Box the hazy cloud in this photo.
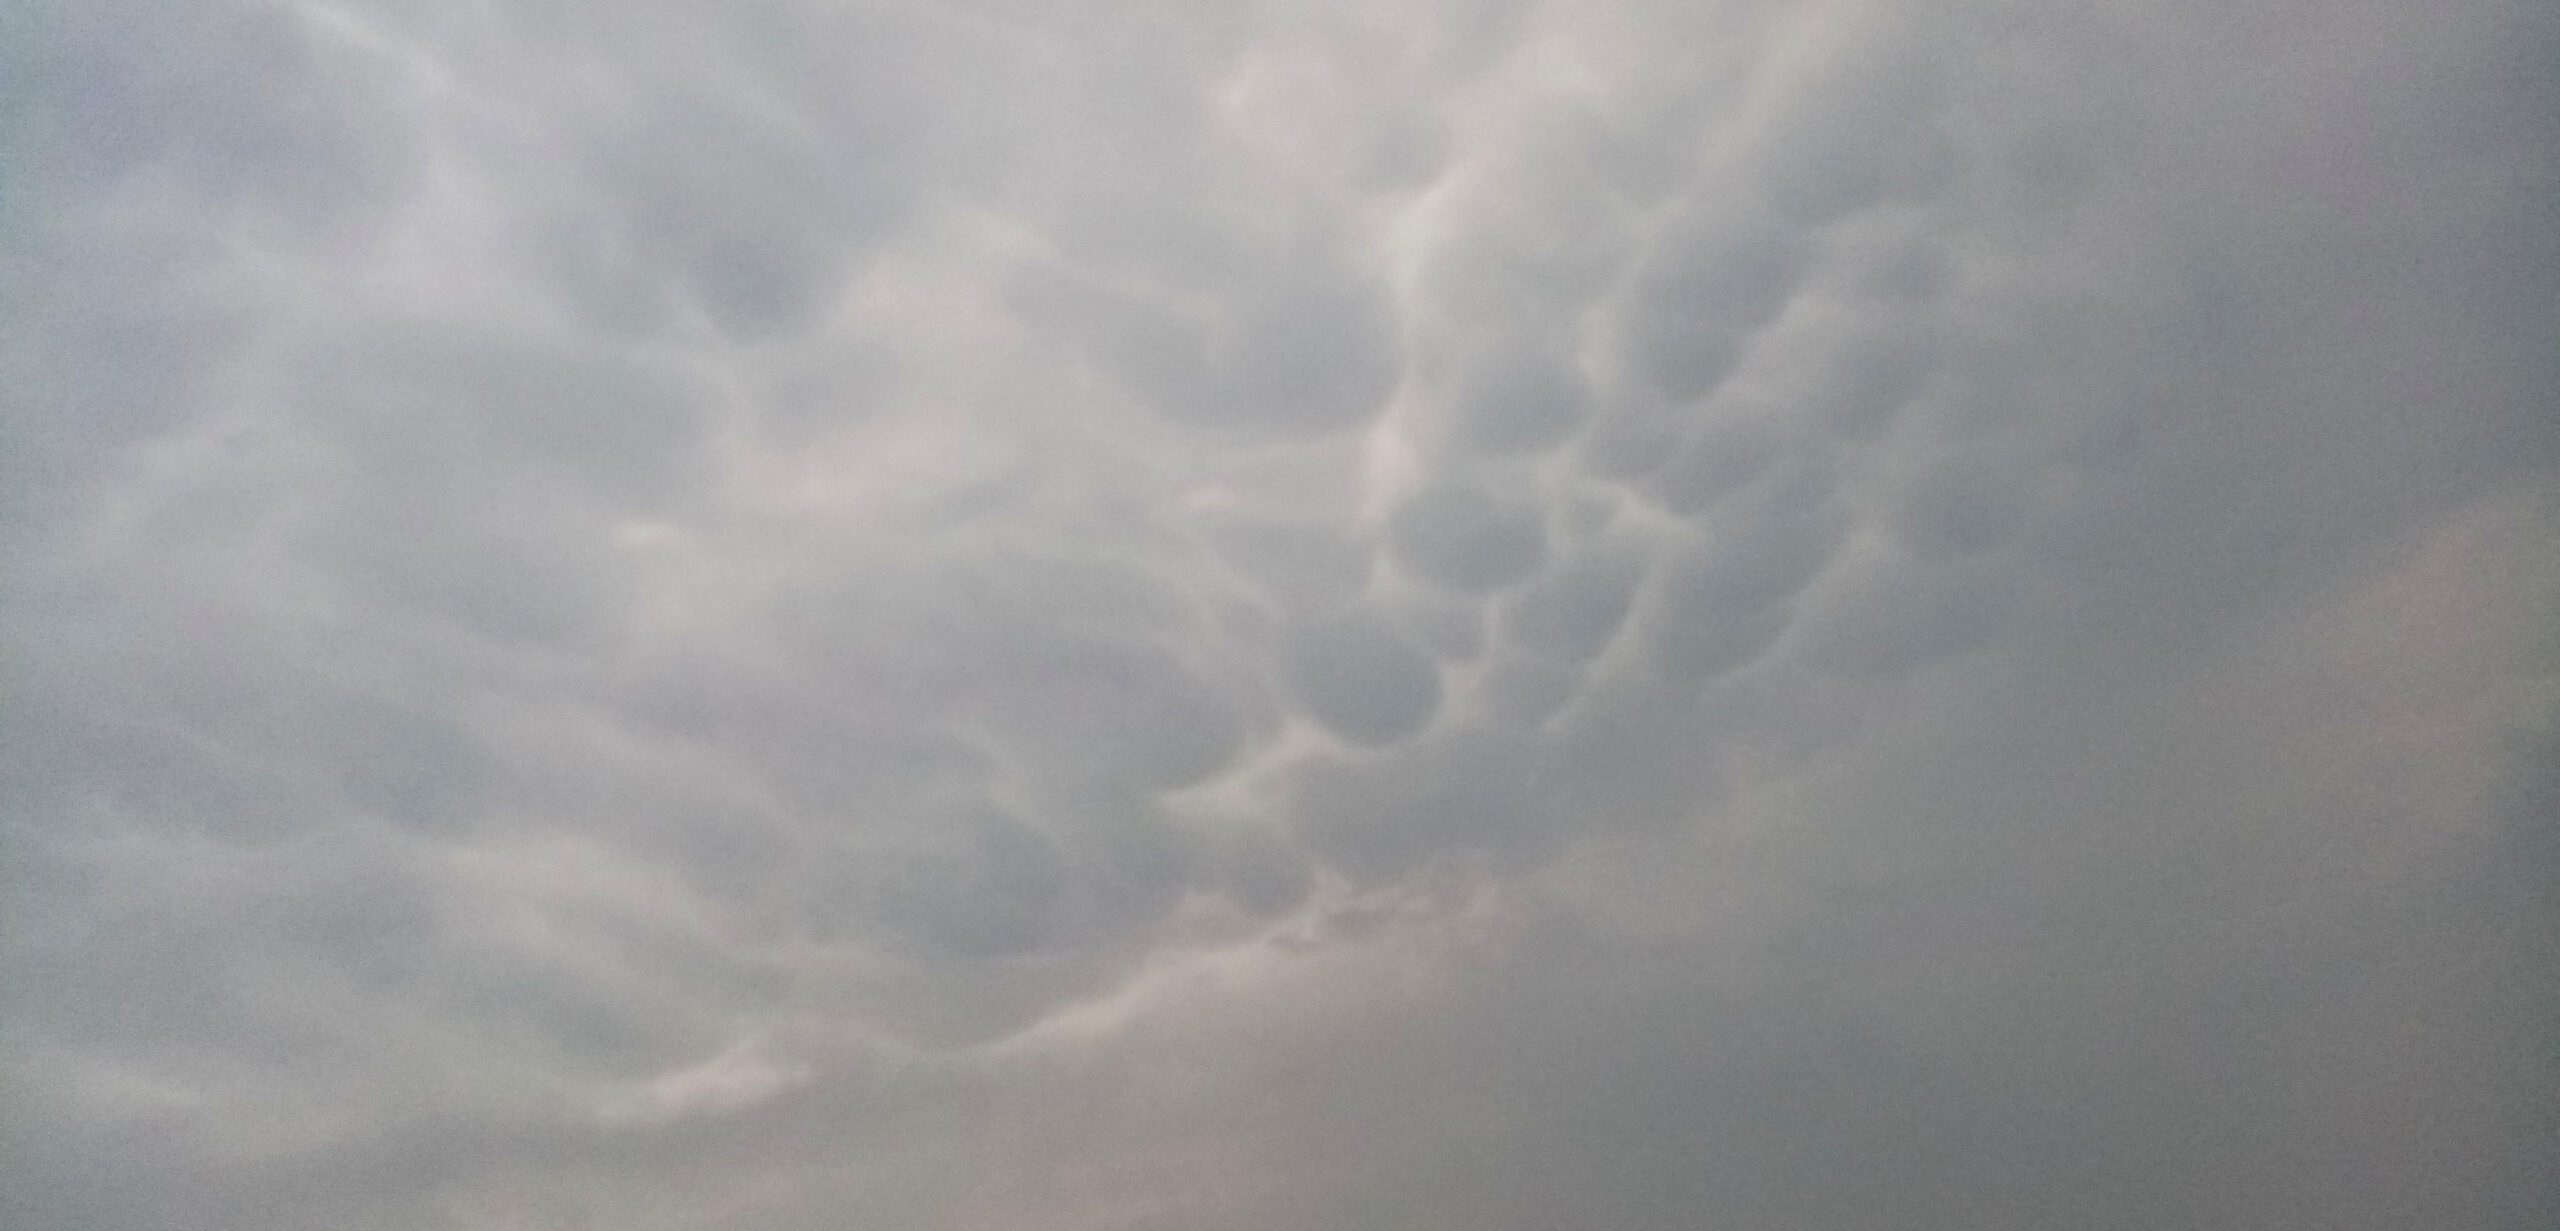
[6,0,2555,1227]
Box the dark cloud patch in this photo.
[291,323,714,514]
[1282,608,1443,747]
[7,0,2557,1227]
[1896,444,2033,562]
[867,807,1070,960]
[0,571,291,842]
[1218,828,1315,919]
[1387,585,1488,663]
[1061,807,1206,944]
[1445,349,1589,455]
[1499,546,1645,663]
[1292,726,1554,881]
[2,0,420,231]
[767,549,1250,800]
[583,85,903,340]
[1008,247,1401,438]
[1406,148,1639,341]
[1643,417,1783,517]
[3,702,319,846]
[712,552,1252,979]
[1640,463,1844,682]
[325,699,496,833]
[1204,513,1376,609]
[1618,209,1808,403]
[1741,16,1955,223]
[1386,480,1548,592]
[1799,323,1934,438]
[309,499,635,651]
[0,237,249,511]
[753,342,900,448]
[1790,554,2015,679]
[1643,572,1797,684]
[437,960,717,1085]
[1475,654,1585,729]
[1574,390,1687,482]
[971,635,1247,791]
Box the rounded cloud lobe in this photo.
[1386,479,1550,592]
[1283,609,1445,747]
[5,1,2557,1229]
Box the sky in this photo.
[3,1,2556,1227]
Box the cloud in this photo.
[1497,541,1645,662]
[1281,606,1445,747]
[5,0,2556,1227]
[1385,478,1550,592]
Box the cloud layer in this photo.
[6,1,2557,1227]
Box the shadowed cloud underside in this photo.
[5,1,2557,1228]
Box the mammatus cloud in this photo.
[5,0,2556,1227]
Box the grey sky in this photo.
[4,1,2556,1227]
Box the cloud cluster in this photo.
[6,0,2556,1227]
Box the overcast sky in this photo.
[5,1,2557,1227]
